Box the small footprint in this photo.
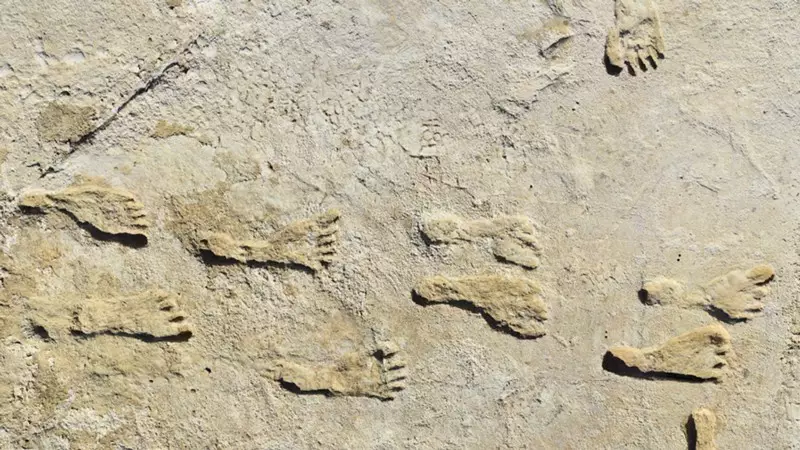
[61,49,86,65]
[20,181,149,246]
[0,63,13,78]
[605,0,665,74]
[413,274,548,338]
[421,214,542,269]
[641,264,775,321]
[687,407,719,450]
[199,209,340,272]
[603,323,732,381]
[267,342,407,400]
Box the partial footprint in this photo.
[413,274,548,338]
[605,0,665,74]
[701,265,774,321]
[603,324,731,381]
[199,209,340,272]
[36,102,96,143]
[421,214,541,269]
[641,264,775,321]
[687,407,719,450]
[20,181,149,246]
[29,290,192,342]
[268,342,407,400]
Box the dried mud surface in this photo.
[0,0,799,448]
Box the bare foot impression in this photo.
[267,342,407,400]
[199,209,340,272]
[421,214,542,269]
[641,265,775,321]
[603,324,731,381]
[687,407,719,450]
[29,290,192,342]
[20,181,149,246]
[413,274,548,338]
[605,0,665,74]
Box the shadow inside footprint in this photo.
[601,351,709,383]
[30,324,54,342]
[20,205,149,248]
[686,413,699,450]
[703,305,750,324]
[637,288,650,305]
[411,291,544,340]
[70,329,193,343]
[76,221,148,248]
[197,249,317,275]
[277,380,335,398]
[198,249,242,266]
[604,54,623,76]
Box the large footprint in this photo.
[74,290,193,340]
[267,342,407,400]
[413,274,548,338]
[641,264,775,321]
[29,290,192,342]
[20,181,150,244]
[200,209,340,272]
[604,324,732,381]
[421,214,542,269]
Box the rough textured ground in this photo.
[0,0,799,448]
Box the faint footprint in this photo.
[687,407,719,450]
[35,102,96,143]
[605,0,665,74]
[20,181,149,246]
[413,274,548,338]
[603,324,731,381]
[641,264,775,321]
[199,209,340,272]
[421,214,542,269]
[29,290,192,342]
[61,49,86,65]
[267,342,407,400]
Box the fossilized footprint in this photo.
[421,214,542,269]
[604,324,731,381]
[20,181,149,244]
[413,274,548,338]
[29,290,192,342]
[641,264,775,321]
[688,407,719,450]
[605,0,665,73]
[199,209,340,272]
[267,342,407,400]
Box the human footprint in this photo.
[74,290,193,340]
[413,274,548,338]
[604,324,732,381]
[20,181,149,244]
[28,290,192,342]
[688,407,719,450]
[700,265,774,321]
[421,214,541,269]
[605,0,665,73]
[267,342,407,400]
[641,264,775,321]
[200,209,340,272]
